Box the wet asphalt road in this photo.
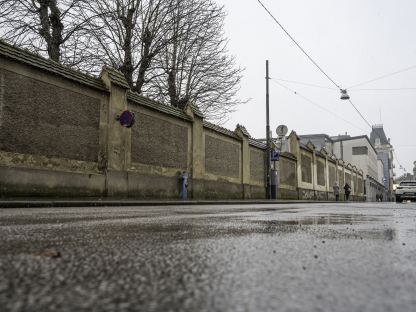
[1,202,416,312]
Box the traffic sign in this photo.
[271,150,279,161]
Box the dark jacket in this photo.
[344,183,351,194]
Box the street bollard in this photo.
[180,172,188,200]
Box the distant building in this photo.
[299,132,387,201]
[370,125,395,201]
[297,134,334,154]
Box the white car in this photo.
[395,181,416,202]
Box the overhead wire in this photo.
[347,99,372,129]
[256,0,374,130]
[272,78,338,91]
[350,87,416,92]
[393,149,406,172]
[270,78,367,133]
[257,0,341,90]
[348,64,416,89]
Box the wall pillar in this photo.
[288,131,301,199]
[235,125,251,199]
[185,105,205,199]
[100,67,130,196]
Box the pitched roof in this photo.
[0,39,106,91]
[370,125,390,146]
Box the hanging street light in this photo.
[340,89,350,100]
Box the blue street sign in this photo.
[271,150,279,161]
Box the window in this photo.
[352,146,368,155]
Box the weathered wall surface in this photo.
[328,162,336,189]
[0,68,101,163]
[250,148,265,183]
[205,133,240,179]
[280,157,296,187]
[316,159,326,187]
[301,152,312,184]
[130,107,189,169]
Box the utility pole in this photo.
[266,60,271,199]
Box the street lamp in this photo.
[340,89,350,100]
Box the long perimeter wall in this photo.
[0,41,364,200]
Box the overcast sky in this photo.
[218,0,416,175]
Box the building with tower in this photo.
[369,124,395,201]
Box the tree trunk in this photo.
[119,6,135,88]
[48,0,64,62]
[38,0,63,62]
[134,28,153,94]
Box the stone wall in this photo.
[0,40,366,201]
[205,134,240,179]
[328,163,336,189]
[301,153,312,183]
[250,148,265,183]
[130,108,189,169]
[280,157,296,187]
[0,68,101,163]
[286,131,365,202]
[316,159,326,187]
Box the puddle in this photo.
[251,214,382,226]
[320,228,397,241]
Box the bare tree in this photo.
[82,0,175,93]
[0,0,246,122]
[0,0,90,63]
[148,0,245,122]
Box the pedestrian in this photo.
[333,182,340,201]
[344,183,351,201]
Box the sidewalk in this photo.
[0,198,336,208]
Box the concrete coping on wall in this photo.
[248,138,266,149]
[0,39,107,91]
[127,91,192,122]
[235,124,250,138]
[280,152,297,161]
[328,156,337,164]
[315,150,327,158]
[203,121,240,140]
[100,66,129,89]
[300,143,314,152]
